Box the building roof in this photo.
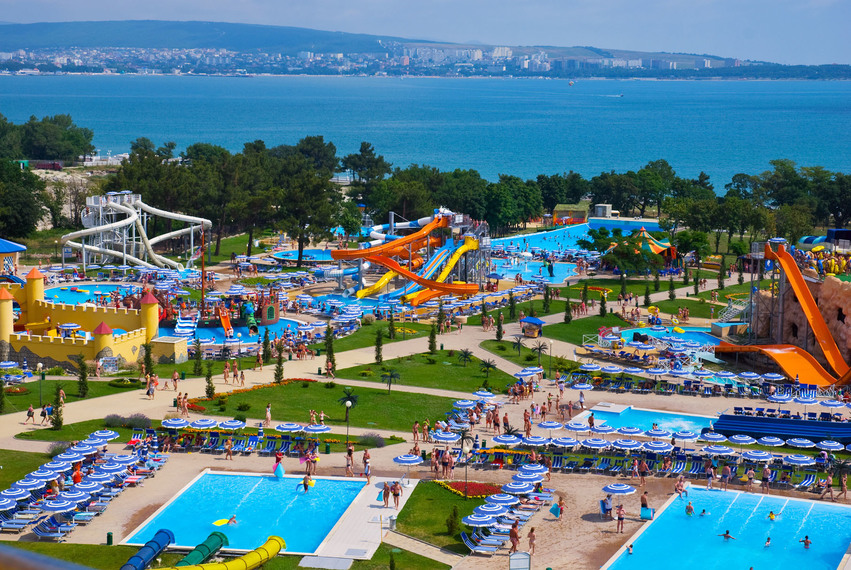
[92,322,114,335]
[139,291,159,305]
[0,238,26,254]
[0,288,15,301]
[25,268,44,279]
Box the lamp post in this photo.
[54,240,58,261]
[548,340,553,380]
[462,443,471,499]
[37,363,44,407]
[345,400,352,445]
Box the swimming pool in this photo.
[160,318,302,344]
[273,249,335,262]
[621,326,721,346]
[574,406,715,433]
[491,259,578,284]
[605,487,851,570]
[126,471,365,553]
[45,284,142,305]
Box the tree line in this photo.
[0,113,95,162]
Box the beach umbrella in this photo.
[817,440,844,451]
[42,500,76,513]
[502,481,535,494]
[519,463,548,474]
[729,434,756,447]
[522,367,544,375]
[97,463,128,474]
[551,437,579,447]
[161,418,189,429]
[757,436,785,447]
[616,427,643,436]
[28,469,60,481]
[486,494,520,506]
[787,438,815,449]
[84,473,115,483]
[819,400,845,409]
[59,490,90,503]
[474,504,509,517]
[473,390,495,399]
[602,483,637,495]
[302,424,332,434]
[393,454,423,466]
[512,472,544,483]
[714,371,738,380]
[622,367,644,375]
[538,421,563,431]
[667,369,689,376]
[741,450,773,462]
[0,361,17,369]
[1,488,31,501]
[699,432,727,443]
[565,422,589,433]
[42,461,72,473]
[81,438,106,447]
[12,479,45,491]
[73,482,104,494]
[672,431,698,441]
[432,431,461,443]
[54,452,83,464]
[492,434,522,446]
[601,366,623,374]
[691,370,714,378]
[579,364,601,372]
[453,400,477,410]
[110,455,139,465]
[571,383,594,390]
[702,445,734,456]
[738,372,761,381]
[218,420,246,431]
[761,373,786,382]
[642,441,673,453]
[522,436,551,447]
[644,428,672,439]
[0,498,17,511]
[767,394,793,403]
[514,372,535,380]
[275,423,303,433]
[581,438,610,450]
[612,439,643,451]
[189,419,218,430]
[461,514,496,527]
[784,454,816,467]
[646,368,667,376]
[591,425,616,436]
[90,430,120,441]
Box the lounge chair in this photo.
[461,532,496,555]
[796,473,816,491]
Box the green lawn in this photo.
[198,381,456,432]
[113,355,260,379]
[336,350,514,394]
[3,379,148,416]
[466,298,568,327]
[309,322,433,353]
[0,449,53,489]
[695,279,773,302]
[541,314,630,346]
[15,418,143,443]
[396,481,485,554]
[651,298,713,319]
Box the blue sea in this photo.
[1,76,849,184]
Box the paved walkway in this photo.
[382,531,465,566]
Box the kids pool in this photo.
[45,284,142,305]
[126,471,365,553]
[574,406,716,433]
[621,326,721,347]
[605,487,851,570]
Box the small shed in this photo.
[520,316,546,338]
[0,238,25,275]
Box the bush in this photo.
[324,381,336,389]
[359,370,374,377]
[47,441,70,458]
[425,357,437,364]
[524,354,536,362]
[447,349,455,357]
[104,414,124,428]
[108,379,142,389]
[236,403,251,412]
[302,381,310,388]
[495,344,507,351]
[362,314,376,325]
[446,505,460,537]
[125,413,151,429]
[233,413,247,423]
[360,432,386,448]
[216,396,228,407]
[45,366,65,376]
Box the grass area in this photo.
[3,379,147,415]
[695,279,773,302]
[466,298,568,327]
[336,350,515,394]
[15,417,143,443]
[541,314,630,346]
[0,449,53,489]
[651,298,713,319]
[113,355,260,379]
[396,481,484,554]
[198,381,457,432]
[308,322,433,353]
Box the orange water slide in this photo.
[364,254,478,297]
[331,217,448,261]
[764,243,850,377]
[220,313,233,337]
[715,343,841,387]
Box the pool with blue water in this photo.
[273,249,335,262]
[160,318,303,344]
[606,487,851,570]
[621,326,721,346]
[126,471,365,552]
[574,406,715,433]
[45,284,142,305]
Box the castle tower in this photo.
[23,268,45,323]
[139,291,160,343]
[92,321,114,358]
[0,288,15,361]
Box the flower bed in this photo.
[188,378,317,406]
[436,480,502,499]
[4,385,30,396]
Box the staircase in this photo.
[718,298,750,321]
[173,314,197,339]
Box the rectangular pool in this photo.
[605,487,851,570]
[126,471,365,553]
[575,406,715,433]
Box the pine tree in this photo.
[683,269,689,285]
[668,276,676,301]
[273,343,284,384]
[563,302,572,324]
[481,302,489,323]
[738,269,744,286]
[581,282,589,304]
[542,286,551,313]
[644,284,651,307]
[205,362,216,397]
[193,339,203,375]
[324,324,336,369]
[388,311,396,339]
[436,301,446,332]
[428,323,437,354]
[142,342,155,378]
[653,271,660,292]
[620,274,627,298]
[599,294,607,317]
[262,329,272,363]
[717,256,726,290]
[75,354,89,398]
[496,313,504,341]
[51,384,64,430]
[375,327,384,364]
[0,379,5,414]
[508,291,516,320]
[693,274,700,296]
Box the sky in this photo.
[0,0,848,65]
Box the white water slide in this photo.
[61,197,212,270]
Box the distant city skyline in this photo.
[0,0,847,65]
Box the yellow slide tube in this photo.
[356,270,397,298]
[405,237,479,305]
[160,536,285,570]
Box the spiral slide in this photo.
[120,529,175,570]
[407,236,479,305]
[330,216,448,261]
[160,536,285,570]
[365,252,478,298]
[384,244,454,301]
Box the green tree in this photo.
[542,286,551,313]
[0,378,5,414]
[531,341,548,366]
[273,342,285,384]
[374,327,384,364]
[644,284,651,307]
[563,301,572,324]
[428,323,437,354]
[599,294,607,317]
[205,362,216,398]
[0,160,46,238]
[193,339,203,376]
[668,276,676,301]
[717,255,726,290]
[458,349,473,367]
[324,324,336,370]
[619,275,628,298]
[50,384,63,430]
[381,369,400,394]
[262,329,272,364]
[654,271,661,292]
[337,387,359,430]
[445,505,460,537]
[774,203,814,244]
[581,282,589,304]
[512,336,525,356]
[480,359,497,378]
[436,301,446,332]
[388,311,396,340]
[21,114,94,161]
[142,342,155,378]
[495,312,504,341]
[73,354,89,398]
[508,291,517,320]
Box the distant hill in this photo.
[0,20,415,54]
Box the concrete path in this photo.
[382,531,465,566]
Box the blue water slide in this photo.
[120,529,175,570]
[382,244,454,300]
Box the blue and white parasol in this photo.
[512,472,544,483]
[42,461,72,473]
[12,478,45,490]
[673,431,699,441]
[275,423,302,433]
[97,463,128,474]
[784,454,815,466]
[817,440,844,451]
[699,432,727,443]
[787,438,815,448]
[486,493,520,506]
[644,428,672,439]
[579,364,601,372]
[74,481,104,494]
[643,441,674,453]
[42,500,77,513]
[453,400,477,410]
[741,450,773,462]
[757,436,785,447]
[59,490,90,503]
[501,481,535,494]
[728,434,756,446]
[474,504,509,517]
[551,437,579,447]
[492,434,521,446]
[27,469,60,481]
[109,455,139,465]
[616,426,643,436]
[571,383,594,390]
[302,424,332,434]
[581,438,610,450]
[612,439,643,451]
[161,418,189,429]
[565,422,589,433]
[189,419,218,430]
[218,420,246,431]
[602,483,637,495]
[432,431,461,443]
[702,445,734,455]
[461,514,496,527]
[89,430,120,441]
[522,436,551,447]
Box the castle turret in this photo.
[92,321,114,358]
[139,291,160,343]
[23,268,45,323]
[0,287,15,345]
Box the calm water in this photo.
[574,407,714,432]
[1,76,849,184]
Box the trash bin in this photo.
[180,371,186,380]
[482,439,487,448]
[421,450,427,461]
[316,349,321,356]
[324,442,331,454]
[172,398,177,407]
[288,353,292,361]
[106,532,113,546]
[440,343,444,351]
[388,516,397,530]
[318,367,323,375]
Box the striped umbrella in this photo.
[110,455,139,465]
[699,432,727,443]
[492,434,521,446]
[1,488,31,500]
[571,383,594,390]
[512,472,543,483]
[453,400,477,410]
[275,423,303,433]
[616,427,643,436]
[519,463,548,474]
[737,372,761,381]
[644,428,672,439]
[702,445,735,455]
[787,438,815,449]
[218,420,246,431]
[565,422,589,433]
[12,479,46,490]
[59,490,90,503]
[501,482,535,494]
[474,504,509,517]
[612,439,643,451]
[522,436,551,447]
[673,431,699,441]
[302,424,332,434]
[54,451,83,463]
[601,366,623,374]
[28,469,60,481]
[162,418,189,429]
[97,463,128,473]
[69,444,97,455]
[461,514,496,527]
[591,425,616,436]
[602,483,637,495]
[431,431,461,443]
[551,437,579,447]
[767,394,793,403]
[741,450,773,462]
[729,434,756,446]
[579,364,601,372]
[42,461,73,473]
[757,436,785,447]
[0,498,17,511]
[817,440,844,451]
[784,454,815,466]
[643,441,674,453]
[90,430,120,441]
[581,438,610,450]
[84,473,116,483]
[761,373,785,382]
[190,419,218,430]
[42,500,77,513]
[485,494,520,506]
[81,438,107,447]
[472,390,495,399]
[73,481,104,494]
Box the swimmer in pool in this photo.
[800,535,812,549]
[685,502,694,516]
[699,509,710,516]
[302,475,312,493]
[768,510,782,521]
[227,515,237,525]
[765,537,771,547]
[718,530,736,540]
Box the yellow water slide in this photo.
[407,237,479,305]
[160,536,285,570]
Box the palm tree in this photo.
[511,336,525,356]
[480,359,497,378]
[381,369,400,394]
[531,341,548,366]
[457,349,474,367]
[502,424,522,437]
[337,387,359,445]
[457,427,476,499]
